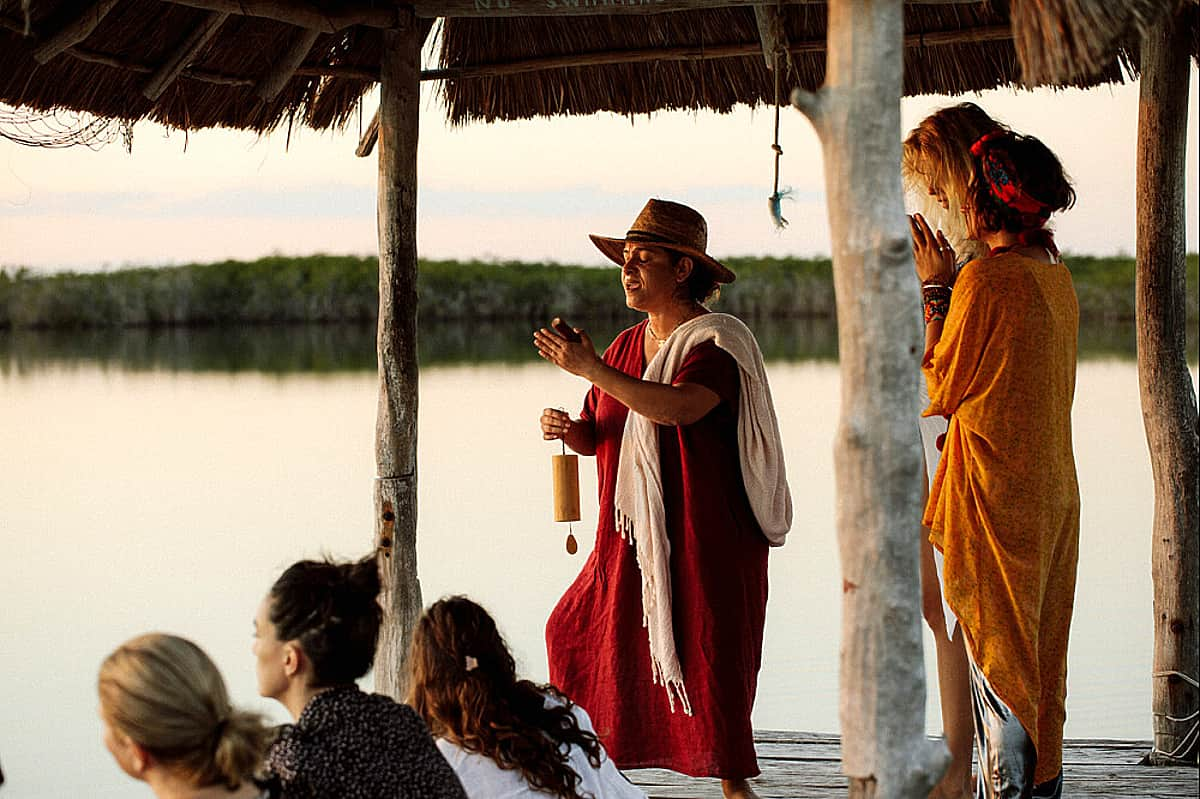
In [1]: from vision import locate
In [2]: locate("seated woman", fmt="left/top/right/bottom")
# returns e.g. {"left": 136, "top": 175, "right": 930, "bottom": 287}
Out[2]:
{"left": 253, "top": 554, "right": 466, "bottom": 798}
{"left": 407, "top": 596, "right": 646, "bottom": 799}
{"left": 99, "top": 632, "right": 271, "bottom": 798}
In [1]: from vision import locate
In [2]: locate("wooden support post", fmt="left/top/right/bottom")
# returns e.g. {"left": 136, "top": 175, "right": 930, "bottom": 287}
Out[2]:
{"left": 372, "top": 11, "right": 429, "bottom": 701}
{"left": 791, "top": 0, "right": 946, "bottom": 795}
{"left": 32, "top": 0, "right": 121, "bottom": 63}
{"left": 142, "top": 11, "right": 230, "bottom": 101}
{"left": 1135, "top": 5, "right": 1199, "bottom": 767}
{"left": 256, "top": 28, "right": 321, "bottom": 101}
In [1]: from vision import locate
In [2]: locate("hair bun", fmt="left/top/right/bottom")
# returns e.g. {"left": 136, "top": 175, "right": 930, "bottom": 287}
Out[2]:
{"left": 341, "top": 555, "right": 381, "bottom": 602}
{"left": 269, "top": 554, "right": 384, "bottom": 686}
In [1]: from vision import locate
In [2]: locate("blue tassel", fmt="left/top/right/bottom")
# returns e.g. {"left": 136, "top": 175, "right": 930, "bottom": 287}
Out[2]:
{"left": 768, "top": 188, "right": 793, "bottom": 230}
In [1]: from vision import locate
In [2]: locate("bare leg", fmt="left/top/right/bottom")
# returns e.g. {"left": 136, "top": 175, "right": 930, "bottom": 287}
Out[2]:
{"left": 921, "top": 530, "right": 973, "bottom": 799}
{"left": 721, "top": 778, "right": 760, "bottom": 799}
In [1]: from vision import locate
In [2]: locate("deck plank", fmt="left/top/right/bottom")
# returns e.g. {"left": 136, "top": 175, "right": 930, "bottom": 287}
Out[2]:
{"left": 625, "top": 734, "right": 1199, "bottom": 798}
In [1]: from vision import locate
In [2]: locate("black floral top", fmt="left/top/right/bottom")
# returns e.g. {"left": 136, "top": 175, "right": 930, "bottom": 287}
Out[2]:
{"left": 263, "top": 685, "right": 466, "bottom": 799}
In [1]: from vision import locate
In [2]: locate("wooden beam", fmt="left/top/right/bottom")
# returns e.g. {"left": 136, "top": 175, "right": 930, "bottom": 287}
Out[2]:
{"left": 1135, "top": 4, "right": 1199, "bottom": 767}
{"left": 293, "top": 64, "right": 378, "bottom": 82}
{"left": 255, "top": 28, "right": 321, "bottom": 100}
{"left": 55, "top": 43, "right": 376, "bottom": 86}
{"left": 421, "top": 25, "right": 1011, "bottom": 81}
{"left": 160, "top": 0, "right": 398, "bottom": 31}
{"left": 0, "top": 14, "right": 27, "bottom": 35}
{"left": 356, "top": 110, "right": 380, "bottom": 157}
{"left": 411, "top": 0, "right": 982, "bottom": 18}
{"left": 142, "top": 11, "right": 230, "bottom": 101}
{"left": 33, "top": 0, "right": 122, "bottom": 64}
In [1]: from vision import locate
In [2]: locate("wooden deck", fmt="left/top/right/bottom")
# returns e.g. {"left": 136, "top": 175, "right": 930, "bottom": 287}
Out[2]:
{"left": 627, "top": 732, "right": 1199, "bottom": 798}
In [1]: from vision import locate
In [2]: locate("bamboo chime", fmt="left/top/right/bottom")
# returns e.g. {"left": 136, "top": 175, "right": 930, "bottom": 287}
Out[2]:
{"left": 553, "top": 442, "right": 580, "bottom": 554}
{"left": 551, "top": 318, "right": 581, "bottom": 554}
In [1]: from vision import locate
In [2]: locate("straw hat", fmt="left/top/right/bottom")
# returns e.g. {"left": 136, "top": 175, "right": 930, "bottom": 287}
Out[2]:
{"left": 589, "top": 199, "right": 736, "bottom": 284}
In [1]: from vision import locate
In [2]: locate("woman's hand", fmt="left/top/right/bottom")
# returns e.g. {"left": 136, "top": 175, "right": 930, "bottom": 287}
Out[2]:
{"left": 540, "top": 408, "right": 572, "bottom": 441}
{"left": 909, "top": 213, "right": 956, "bottom": 285}
{"left": 534, "top": 325, "right": 600, "bottom": 379}
{"left": 539, "top": 407, "right": 596, "bottom": 454}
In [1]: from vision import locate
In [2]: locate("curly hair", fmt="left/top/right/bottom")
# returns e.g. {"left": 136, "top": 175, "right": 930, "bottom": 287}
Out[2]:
{"left": 268, "top": 555, "right": 382, "bottom": 687}
{"left": 966, "top": 130, "right": 1076, "bottom": 237}
{"left": 902, "top": 102, "right": 1006, "bottom": 261}
{"left": 407, "top": 597, "right": 604, "bottom": 799}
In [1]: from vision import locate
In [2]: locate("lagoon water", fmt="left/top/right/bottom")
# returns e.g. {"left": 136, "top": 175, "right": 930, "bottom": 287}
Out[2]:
{"left": 0, "top": 319, "right": 1195, "bottom": 798}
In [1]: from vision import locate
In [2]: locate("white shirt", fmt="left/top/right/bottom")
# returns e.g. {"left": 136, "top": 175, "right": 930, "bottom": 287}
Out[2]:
{"left": 435, "top": 699, "right": 646, "bottom": 799}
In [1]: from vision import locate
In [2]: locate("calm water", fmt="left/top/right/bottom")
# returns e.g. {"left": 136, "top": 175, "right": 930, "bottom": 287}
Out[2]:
{"left": 0, "top": 319, "right": 1196, "bottom": 798}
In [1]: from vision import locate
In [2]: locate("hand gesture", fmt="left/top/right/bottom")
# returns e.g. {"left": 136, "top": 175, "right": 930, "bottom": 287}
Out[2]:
{"left": 909, "top": 213, "right": 956, "bottom": 285}
{"left": 534, "top": 324, "right": 599, "bottom": 379}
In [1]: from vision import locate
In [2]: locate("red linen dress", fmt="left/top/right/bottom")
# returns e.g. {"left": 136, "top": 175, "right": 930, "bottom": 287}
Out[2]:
{"left": 545, "top": 319, "right": 769, "bottom": 779}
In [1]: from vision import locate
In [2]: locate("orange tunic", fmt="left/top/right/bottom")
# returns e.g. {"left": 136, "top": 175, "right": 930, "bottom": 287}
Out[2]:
{"left": 922, "top": 252, "right": 1080, "bottom": 784}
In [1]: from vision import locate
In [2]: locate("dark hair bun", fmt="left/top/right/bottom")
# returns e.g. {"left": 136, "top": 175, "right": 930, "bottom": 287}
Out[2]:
{"left": 342, "top": 557, "right": 382, "bottom": 602}
{"left": 269, "top": 555, "right": 383, "bottom": 685}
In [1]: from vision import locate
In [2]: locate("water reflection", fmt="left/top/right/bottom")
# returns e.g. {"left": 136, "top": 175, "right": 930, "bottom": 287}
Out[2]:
{"left": 0, "top": 316, "right": 1185, "bottom": 374}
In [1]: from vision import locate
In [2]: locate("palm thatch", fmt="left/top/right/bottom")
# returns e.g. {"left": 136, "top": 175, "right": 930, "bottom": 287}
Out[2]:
{"left": 436, "top": 1, "right": 1140, "bottom": 125}
{"left": 0, "top": 0, "right": 1193, "bottom": 134}
{"left": 0, "top": 0, "right": 384, "bottom": 133}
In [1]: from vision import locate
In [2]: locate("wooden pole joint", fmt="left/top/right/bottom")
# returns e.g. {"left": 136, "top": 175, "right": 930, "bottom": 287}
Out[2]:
{"left": 376, "top": 471, "right": 416, "bottom": 484}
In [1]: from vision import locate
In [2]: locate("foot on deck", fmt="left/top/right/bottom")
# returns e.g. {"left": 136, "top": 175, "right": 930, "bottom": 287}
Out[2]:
{"left": 928, "top": 770, "right": 972, "bottom": 799}
{"left": 721, "top": 778, "right": 760, "bottom": 799}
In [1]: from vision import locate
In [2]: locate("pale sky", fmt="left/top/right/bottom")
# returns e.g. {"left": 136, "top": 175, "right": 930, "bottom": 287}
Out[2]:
{"left": 1, "top": 69, "right": 1197, "bottom": 272}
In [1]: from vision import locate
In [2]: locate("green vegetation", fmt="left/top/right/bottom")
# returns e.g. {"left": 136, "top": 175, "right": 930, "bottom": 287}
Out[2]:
{"left": 0, "top": 253, "right": 1195, "bottom": 332}
{"left": 0, "top": 316, "right": 1169, "bottom": 374}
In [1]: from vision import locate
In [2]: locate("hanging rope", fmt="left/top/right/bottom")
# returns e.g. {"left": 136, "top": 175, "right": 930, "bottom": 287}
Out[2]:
{"left": 0, "top": 107, "right": 132, "bottom": 151}
{"left": 767, "top": 35, "right": 791, "bottom": 229}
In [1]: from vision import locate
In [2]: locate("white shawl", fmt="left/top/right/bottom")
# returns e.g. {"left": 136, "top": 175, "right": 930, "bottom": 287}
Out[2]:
{"left": 614, "top": 313, "right": 792, "bottom": 715}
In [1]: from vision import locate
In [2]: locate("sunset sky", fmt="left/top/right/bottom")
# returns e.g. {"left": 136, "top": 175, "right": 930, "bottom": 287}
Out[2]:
{"left": 2, "top": 68, "right": 1196, "bottom": 272}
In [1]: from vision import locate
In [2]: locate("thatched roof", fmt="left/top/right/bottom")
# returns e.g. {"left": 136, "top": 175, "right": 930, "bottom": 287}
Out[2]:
{"left": 1, "top": 0, "right": 1192, "bottom": 134}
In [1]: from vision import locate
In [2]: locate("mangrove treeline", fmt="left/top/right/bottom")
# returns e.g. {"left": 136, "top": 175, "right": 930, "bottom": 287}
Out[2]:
{"left": 0, "top": 253, "right": 1196, "bottom": 331}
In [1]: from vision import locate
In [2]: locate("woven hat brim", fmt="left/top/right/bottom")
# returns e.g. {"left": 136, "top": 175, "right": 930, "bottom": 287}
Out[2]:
{"left": 587, "top": 234, "right": 736, "bottom": 284}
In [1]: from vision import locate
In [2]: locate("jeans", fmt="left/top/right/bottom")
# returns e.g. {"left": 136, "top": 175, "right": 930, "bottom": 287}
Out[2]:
{"left": 967, "top": 652, "right": 1063, "bottom": 799}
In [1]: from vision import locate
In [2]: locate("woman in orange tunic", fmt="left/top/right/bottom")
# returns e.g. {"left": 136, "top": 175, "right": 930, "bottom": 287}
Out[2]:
{"left": 910, "top": 130, "right": 1079, "bottom": 799}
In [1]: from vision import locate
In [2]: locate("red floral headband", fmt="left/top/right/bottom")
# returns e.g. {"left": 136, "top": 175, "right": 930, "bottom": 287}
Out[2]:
{"left": 970, "top": 130, "right": 1052, "bottom": 225}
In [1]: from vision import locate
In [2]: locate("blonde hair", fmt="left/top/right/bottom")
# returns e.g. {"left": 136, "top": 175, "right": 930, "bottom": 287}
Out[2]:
{"left": 902, "top": 102, "right": 1006, "bottom": 262}
{"left": 99, "top": 633, "right": 271, "bottom": 790}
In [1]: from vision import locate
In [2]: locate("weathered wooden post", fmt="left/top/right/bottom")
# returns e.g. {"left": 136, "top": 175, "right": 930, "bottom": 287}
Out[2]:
{"left": 1135, "top": 4, "right": 1199, "bottom": 766}
{"left": 791, "top": 0, "right": 947, "bottom": 794}
{"left": 373, "top": 11, "right": 431, "bottom": 700}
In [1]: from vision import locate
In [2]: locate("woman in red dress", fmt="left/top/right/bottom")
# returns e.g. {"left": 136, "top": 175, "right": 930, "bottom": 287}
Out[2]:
{"left": 534, "top": 199, "right": 792, "bottom": 799}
